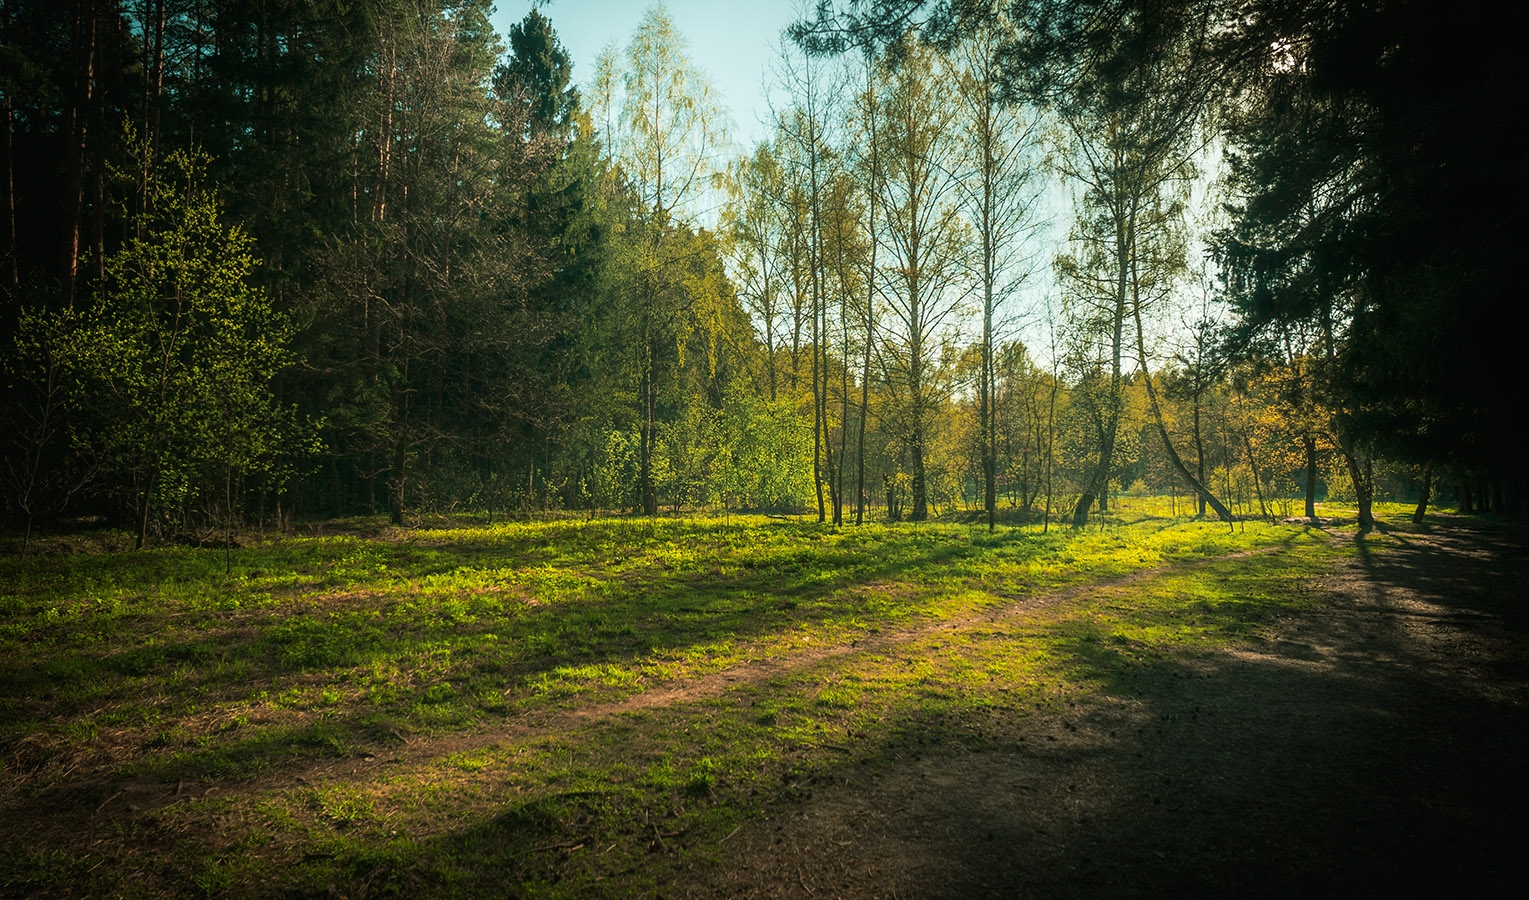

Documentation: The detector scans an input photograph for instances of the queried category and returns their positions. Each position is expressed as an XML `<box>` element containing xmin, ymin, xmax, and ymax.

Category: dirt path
<box><xmin>24</xmin><ymin>545</ymin><xmax>1286</xmax><ymax>836</ymax></box>
<box><xmin>690</xmin><ymin>519</ymin><xmax>1529</xmax><ymax>899</ymax></box>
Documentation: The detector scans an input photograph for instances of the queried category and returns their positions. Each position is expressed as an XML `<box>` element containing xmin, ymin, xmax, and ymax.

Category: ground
<box><xmin>691</xmin><ymin>520</ymin><xmax>1529</xmax><ymax>898</ymax></box>
<box><xmin>3</xmin><ymin>513</ymin><xmax>1526</xmax><ymax>898</ymax></box>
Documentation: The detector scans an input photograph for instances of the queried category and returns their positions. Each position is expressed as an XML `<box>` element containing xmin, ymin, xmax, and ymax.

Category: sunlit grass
<box><xmin>0</xmin><ymin>504</ymin><xmax>1351</xmax><ymax>898</ymax></box>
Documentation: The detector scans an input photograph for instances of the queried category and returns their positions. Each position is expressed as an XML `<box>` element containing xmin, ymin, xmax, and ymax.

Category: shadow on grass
<box><xmin>894</xmin><ymin>517</ymin><xmax>1529</xmax><ymax>899</ymax></box>
<box><xmin>2</xmin><ymin>517</ymin><xmax>1396</xmax><ymax>898</ymax></box>
<box><xmin>288</xmin><ymin>520</ymin><xmax>1529</xmax><ymax>900</ymax></box>
<box><xmin>0</xmin><ymin>519</ymin><xmax>1004</xmax><ymax>785</ymax></box>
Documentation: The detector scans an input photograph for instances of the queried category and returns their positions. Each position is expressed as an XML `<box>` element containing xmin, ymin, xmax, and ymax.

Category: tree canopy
<box><xmin>2</xmin><ymin>0</ymin><xmax>1515</xmax><ymax>541</ymax></box>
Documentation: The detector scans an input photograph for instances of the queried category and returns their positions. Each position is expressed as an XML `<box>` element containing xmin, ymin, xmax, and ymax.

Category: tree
<box><xmin>496</xmin><ymin>8</ymin><xmax>579</xmax><ymax>138</ymax></box>
<box><xmin>60</xmin><ymin>142</ymin><xmax>304</xmax><ymax>547</ymax></box>
<box><xmin>724</xmin><ymin>142</ymin><xmax>789</xmax><ymax>402</ymax></box>
<box><xmin>3</xmin><ymin>305</ymin><xmax>100</xmax><ymax>551</ymax></box>
<box><xmin>773</xmin><ymin>32</ymin><xmax>850</xmax><ymax>524</ymax></box>
<box><xmin>1050</xmin><ymin>4</ymin><xmax>1230</xmax><ymax>526</ymax></box>
<box><xmin>1160</xmin><ymin>274</ymin><xmax>1228</xmax><ymax>517</ymax></box>
<box><xmin>847</xmin><ymin>45</ymin><xmax>883</xmax><ymax>526</ymax></box>
<box><xmin>607</xmin><ymin>3</ymin><xmax>729</xmax><ymax>515</ymax></box>
<box><xmin>869</xmin><ymin>33</ymin><xmax>971</xmax><ymax>521</ymax></box>
<box><xmin>950</xmin><ymin>9</ymin><xmax>1043</xmax><ymax>530</ymax></box>
<box><xmin>819</xmin><ymin>167</ymin><xmax>869</xmax><ymax>525</ymax></box>
<box><xmin>312</xmin><ymin>0</ymin><xmax>568</xmax><ymax>524</ymax></box>
<box><xmin>616</xmin><ymin>5</ymin><xmax>727</xmax><ymax>222</ymax></box>
<box><xmin>484</xmin><ymin>8</ymin><xmax>612</xmax><ymax>516</ymax></box>
<box><xmin>1235</xmin><ymin>351</ymin><xmax>1335</xmax><ymax>524</ymax></box>
<box><xmin>1215</xmin><ymin>0</ymin><xmax>1529</xmax><ymax>525</ymax></box>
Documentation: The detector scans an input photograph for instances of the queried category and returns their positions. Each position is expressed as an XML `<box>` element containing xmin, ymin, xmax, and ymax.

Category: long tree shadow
<box><xmin>223</xmin><ymin>527</ymin><xmax>1375</xmax><ymax>898</ymax></box>
<box><xmin>825</xmin><ymin>519</ymin><xmax>1529</xmax><ymax>899</ymax></box>
<box><xmin>0</xmin><ymin>520</ymin><xmax>1009</xmax><ymax>792</ymax></box>
<box><xmin>1</xmin><ymin>517</ymin><xmax>1353</xmax><ymax>897</ymax></box>
<box><xmin>363</xmin><ymin>518</ymin><xmax>1521</xmax><ymax>900</ymax></box>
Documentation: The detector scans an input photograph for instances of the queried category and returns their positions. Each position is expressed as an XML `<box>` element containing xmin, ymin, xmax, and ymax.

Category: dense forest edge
<box><xmin>3</xmin><ymin>0</ymin><xmax>1522</xmax><ymax>550</ymax></box>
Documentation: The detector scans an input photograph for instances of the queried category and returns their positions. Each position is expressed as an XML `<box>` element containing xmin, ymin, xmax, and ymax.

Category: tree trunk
<box><xmin>1072</xmin><ymin>381</ymin><xmax>1120</xmax><ymax>527</ymax></box>
<box><xmin>856</xmin><ymin>318</ymin><xmax>871</xmax><ymax>525</ymax></box>
<box><xmin>1073</xmin><ymin>426</ymin><xmax>1115</xmax><ymax>527</ymax></box>
<box><xmin>1074</xmin><ymin>213</ymin><xmax>1130</xmax><ymax>527</ymax></box>
<box><xmin>811</xmin><ymin>293</ymin><xmax>825</xmax><ymax>522</ymax></box>
<box><xmin>910</xmin><ymin>436</ymin><xmax>928</xmax><ymax>521</ymax></box>
<box><xmin>855</xmin><ymin>55</ymin><xmax>878</xmax><ymax>527</ymax></box>
<box><xmin>1193</xmin><ymin>401</ymin><xmax>1207</xmax><ymax>517</ymax></box>
<box><xmin>63</xmin><ymin>2</ymin><xmax>99</xmax><ymax>309</ymax></box>
<box><xmin>135</xmin><ymin>472</ymin><xmax>151</xmax><ymax>550</ymax></box>
<box><xmin>640</xmin><ymin>371</ymin><xmax>657</xmax><ymax>516</ymax></box>
<box><xmin>834</xmin><ymin>349</ymin><xmax>848</xmax><ymax>527</ymax></box>
<box><xmin>1412</xmin><ymin>462</ymin><xmax>1432</xmax><ymax>525</ymax></box>
<box><xmin>982</xmin><ymin>286</ymin><xmax>995</xmax><ymax>532</ymax></box>
<box><xmin>1243</xmin><ymin>431</ymin><xmax>1269</xmax><ymax>521</ymax></box>
<box><xmin>1304</xmin><ymin>434</ymin><xmax>1318</xmax><ymax>524</ymax></box>
<box><xmin>390</xmin><ymin>405</ymin><xmax>407</xmax><ymax>526</ymax></box>
<box><xmin>1132</xmin><ymin>301</ymin><xmax>1232</xmax><ymax>523</ymax></box>
<box><xmin>831</xmin><ymin>233</ymin><xmax>849</xmax><ymax>527</ymax></box>
<box><xmin>1043</xmin><ymin>365</ymin><xmax>1058</xmax><ymax>533</ymax></box>
<box><xmin>145</xmin><ymin>0</ymin><xmax>165</xmax><ymax>158</ymax></box>
<box><xmin>1141</xmin><ymin>367</ymin><xmax>1234</xmax><ymax>523</ymax></box>
<box><xmin>1339</xmin><ymin>443</ymin><xmax>1375</xmax><ymax>532</ymax></box>
<box><xmin>2</xmin><ymin>95</ymin><xmax>16</xmax><ymax>287</ymax></box>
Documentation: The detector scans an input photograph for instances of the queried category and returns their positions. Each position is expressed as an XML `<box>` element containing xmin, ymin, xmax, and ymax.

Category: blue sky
<box><xmin>489</xmin><ymin>1</ymin><xmax>806</xmax><ymax>148</ymax></box>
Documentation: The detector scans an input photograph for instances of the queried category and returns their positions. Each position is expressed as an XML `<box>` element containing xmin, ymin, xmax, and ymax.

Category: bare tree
<box><xmin>951</xmin><ymin>10</ymin><xmax>1045</xmax><ymax>531</ymax></box>
<box><xmin>871</xmin><ymin>33</ymin><xmax>971</xmax><ymax>521</ymax></box>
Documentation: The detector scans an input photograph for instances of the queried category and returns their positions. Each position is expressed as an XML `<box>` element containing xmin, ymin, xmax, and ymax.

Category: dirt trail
<box><xmin>12</xmin><ymin>522</ymin><xmax>1526</xmax><ymax>899</ymax></box>
<box><xmin>404</xmin><ymin>546</ymin><xmax>1287</xmax><ymax>758</ymax></box>
<box><xmin>20</xmin><ymin>543</ymin><xmax>1285</xmax><ymax>835</ymax></box>
<box><xmin>691</xmin><ymin>519</ymin><xmax>1529</xmax><ymax>899</ymax></box>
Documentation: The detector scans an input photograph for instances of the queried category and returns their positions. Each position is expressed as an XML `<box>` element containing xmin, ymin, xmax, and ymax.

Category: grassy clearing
<box><xmin>0</xmin><ymin>499</ymin><xmax>1369</xmax><ymax>898</ymax></box>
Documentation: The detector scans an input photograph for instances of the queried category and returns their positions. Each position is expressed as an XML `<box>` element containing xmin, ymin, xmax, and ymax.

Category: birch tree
<box><xmin>871</xmin><ymin>34</ymin><xmax>971</xmax><ymax>521</ymax></box>
<box><xmin>608</xmin><ymin>4</ymin><xmax>728</xmax><ymax>515</ymax></box>
<box><xmin>951</xmin><ymin>10</ymin><xmax>1044</xmax><ymax>531</ymax></box>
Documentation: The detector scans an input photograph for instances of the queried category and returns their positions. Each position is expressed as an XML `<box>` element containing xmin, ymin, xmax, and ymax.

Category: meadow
<box><xmin>0</xmin><ymin>500</ymin><xmax>1365</xmax><ymax>898</ymax></box>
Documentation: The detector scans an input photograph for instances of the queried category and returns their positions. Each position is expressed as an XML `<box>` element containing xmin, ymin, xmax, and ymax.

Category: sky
<box><xmin>489</xmin><ymin>1</ymin><xmax>808</xmax><ymax>149</ymax></box>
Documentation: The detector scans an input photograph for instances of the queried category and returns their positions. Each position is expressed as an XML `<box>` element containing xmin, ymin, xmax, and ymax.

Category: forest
<box><xmin>3</xmin><ymin>0</ymin><xmax>1520</xmax><ymax>548</ymax></box>
<box><xmin>4</xmin><ymin>3</ymin><xmax>1527</xmax><ymax>898</ymax></box>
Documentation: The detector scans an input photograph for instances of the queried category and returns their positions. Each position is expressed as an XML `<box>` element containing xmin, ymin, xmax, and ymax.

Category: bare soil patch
<box><xmin>691</xmin><ymin>519</ymin><xmax>1529</xmax><ymax>899</ymax></box>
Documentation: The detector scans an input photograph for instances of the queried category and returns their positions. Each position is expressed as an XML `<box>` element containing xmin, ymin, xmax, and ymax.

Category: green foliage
<box><xmin>495</xmin><ymin>8</ymin><xmax>579</xmax><ymax>136</ymax></box>
<box><xmin>0</xmin><ymin>0</ymin><xmax>1476</xmax><ymax>535</ymax></box>
<box><xmin>21</xmin><ymin>137</ymin><xmax>313</xmax><ymax>543</ymax></box>
<box><xmin>580</xmin><ymin>429</ymin><xmax>641</xmax><ymax>512</ymax></box>
<box><xmin>713</xmin><ymin>391</ymin><xmax>816</xmax><ymax>511</ymax></box>
<box><xmin>1218</xmin><ymin>0</ymin><xmax>1524</xmax><ymax>497</ymax></box>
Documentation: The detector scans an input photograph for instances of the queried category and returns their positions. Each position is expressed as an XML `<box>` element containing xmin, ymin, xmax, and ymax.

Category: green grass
<box><xmin>0</xmin><ymin>499</ymin><xmax>1364</xmax><ymax>898</ymax></box>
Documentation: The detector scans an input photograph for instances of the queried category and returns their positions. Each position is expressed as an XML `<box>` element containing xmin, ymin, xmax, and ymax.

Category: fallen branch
<box><xmin>527</xmin><ymin>839</ymin><xmax>586</xmax><ymax>854</ymax></box>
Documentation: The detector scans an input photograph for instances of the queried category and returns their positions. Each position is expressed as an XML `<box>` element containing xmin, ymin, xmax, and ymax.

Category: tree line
<box><xmin>3</xmin><ymin>0</ymin><xmax>1519</xmax><ymax>548</ymax></box>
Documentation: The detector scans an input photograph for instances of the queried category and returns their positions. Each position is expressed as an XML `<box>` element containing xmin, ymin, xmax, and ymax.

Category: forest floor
<box><xmin>2</xmin><ymin>505</ymin><xmax>1526</xmax><ymax>898</ymax></box>
<box><xmin>689</xmin><ymin>516</ymin><xmax>1529</xmax><ymax>899</ymax></box>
